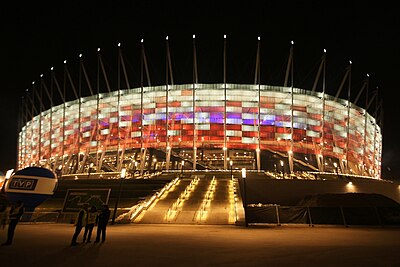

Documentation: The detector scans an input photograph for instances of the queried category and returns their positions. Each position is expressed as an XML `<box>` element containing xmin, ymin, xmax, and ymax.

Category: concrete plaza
<box><xmin>0</xmin><ymin>223</ymin><xmax>399</xmax><ymax>266</ymax></box>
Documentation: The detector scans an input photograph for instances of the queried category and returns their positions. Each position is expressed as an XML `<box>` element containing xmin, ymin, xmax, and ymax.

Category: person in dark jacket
<box><xmin>70</xmin><ymin>204</ymin><xmax>88</xmax><ymax>246</ymax></box>
<box><xmin>94</xmin><ymin>204</ymin><xmax>110</xmax><ymax>243</ymax></box>
<box><xmin>2</xmin><ymin>200</ymin><xmax>24</xmax><ymax>246</ymax></box>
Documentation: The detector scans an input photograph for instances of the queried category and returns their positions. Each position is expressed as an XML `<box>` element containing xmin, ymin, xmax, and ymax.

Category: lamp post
<box><xmin>280</xmin><ymin>160</ymin><xmax>284</xmax><ymax>178</ymax></box>
<box><xmin>241</xmin><ymin>168</ymin><xmax>248</xmax><ymax>227</ymax></box>
<box><xmin>334</xmin><ymin>162</ymin><xmax>340</xmax><ymax>179</ymax></box>
<box><xmin>230</xmin><ymin>160</ymin><xmax>233</xmax><ymax>179</ymax></box>
<box><xmin>153</xmin><ymin>158</ymin><xmax>157</xmax><ymax>171</ymax></box>
<box><xmin>111</xmin><ymin>168</ymin><xmax>126</xmax><ymax>225</ymax></box>
<box><xmin>181</xmin><ymin>160</ymin><xmax>185</xmax><ymax>178</ymax></box>
<box><xmin>134</xmin><ymin>161</ymin><xmax>138</xmax><ymax>177</ymax></box>
<box><xmin>56</xmin><ymin>165</ymin><xmax>63</xmax><ymax>179</ymax></box>
<box><xmin>88</xmin><ymin>163</ymin><xmax>94</xmax><ymax>179</ymax></box>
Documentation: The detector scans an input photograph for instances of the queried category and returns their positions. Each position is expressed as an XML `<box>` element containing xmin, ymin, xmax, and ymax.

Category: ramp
<box><xmin>134</xmin><ymin>174</ymin><xmax>243</xmax><ymax>225</ymax></box>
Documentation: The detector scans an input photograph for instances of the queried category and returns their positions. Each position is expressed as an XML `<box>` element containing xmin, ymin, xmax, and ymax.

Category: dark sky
<box><xmin>1</xmin><ymin>1</ymin><xmax>399</xmax><ymax>179</ymax></box>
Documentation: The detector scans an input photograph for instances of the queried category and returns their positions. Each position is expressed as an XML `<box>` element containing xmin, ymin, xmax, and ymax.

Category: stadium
<box><xmin>17</xmin><ymin>38</ymin><xmax>382</xmax><ymax>180</ymax></box>
<box><xmin>18</xmin><ymin>81</ymin><xmax>382</xmax><ymax>179</ymax></box>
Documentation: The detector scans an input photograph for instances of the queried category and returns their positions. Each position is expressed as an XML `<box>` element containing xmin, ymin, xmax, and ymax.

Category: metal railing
<box><xmin>246</xmin><ymin>204</ymin><xmax>400</xmax><ymax>227</ymax></box>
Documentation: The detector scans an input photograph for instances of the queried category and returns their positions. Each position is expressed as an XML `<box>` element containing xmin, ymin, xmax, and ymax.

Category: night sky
<box><xmin>1</xmin><ymin>1</ymin><xmax>399</xmax><ymax>179</ymax></box>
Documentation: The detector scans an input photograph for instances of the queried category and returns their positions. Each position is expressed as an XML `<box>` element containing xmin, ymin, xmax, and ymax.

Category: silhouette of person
<box><xmin>83</xmin><ymin>205</ymin><xmax>97</xmax><ymax>243</ymax></box>
<box><xmin>2</xmin><ymin>200</ymin><xmax>24</xmax><ymax>246</ymax></box>
<box><xmin>70</xmin><ymin>203</ymin><xmax>88</xmax><ymax>246</ymax></box>
<box><xmin>0</xmin><ymin>203</ymin><xmax>10</xmax><ymax>229</ymax></box>
<box><xmin>95</xmin><ymin>204</ymin><xmax>110</xmax><ymax>243</ymax></box>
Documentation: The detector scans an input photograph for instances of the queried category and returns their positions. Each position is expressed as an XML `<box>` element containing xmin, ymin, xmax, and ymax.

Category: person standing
<box><xmin>0</xmin><ymin>203</ymin><xmax>10</xmax><ymax>229</ymax></box>
<box><xmin>95</xmin><ymin>204</ymin><xmax>110</xmax><ymax>243</ymax></box>
<box><xmin>70</xmin><ymin>204</ymin><xmax>88</xmax><ymax>246</ymax></box>
<box><xmin>83</xmin><ymin>206</ymin><xmax>97</xmax><ymax>243</ymax></box>
<box><xmin>2</xmin><ymin>200</ymin><xmax>24</xmax><ymax>246</ymax></box>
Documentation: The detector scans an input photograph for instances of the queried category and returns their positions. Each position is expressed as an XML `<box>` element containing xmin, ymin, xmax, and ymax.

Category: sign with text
<box><xmin>9</xmin><ymin>178</ymin><xmax>38</xmax><ymax>191</ymax></box>
<box><xmin>62</xmin><ymin>188</ymin><xmax>111</xmax><ymax>212</ymax></box>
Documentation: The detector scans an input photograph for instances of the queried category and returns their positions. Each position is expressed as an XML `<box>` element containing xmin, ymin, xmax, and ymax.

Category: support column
<box><xmin>192</xmin><ymin>35</ymin><xmax>198</xmax><ymax>171</ymax></box>
<box><xmin>285</xmin><ymin>41</ymin><xmax>294</xmax><ymax>174</ymax></box>
<box><xmin>345</xmin><ymin>62</ymin><xmax>352</xmax><ymax>174</ymax></box>
<box><xmin>166</xmin><ymin>37</ymin><xmax>170</xmax><ymax>171</ymax></box>
<box><xmin>339</xmin><ymin>158</ymin><xmax>346</xmax><ymax>175</ymax></box>
<box><xmin>140</xmin><ymin>39</ymin><xmax>146</xmax><ymax>174</ymax></box>
<box><xmin>320</xmin><ymin>50</ymin><xmax>327</xmax><ymax>173</ymax></box>
<box><xmin>317</xmin><ymin>154</ymin><xmax>324</xmax><ymax>173</ymax></box>
<box><xmin>140</xmin><ymin>147</ymin><xmax>147</xmax><ymax>176</ymax></box>
<box><xmin>288</xmin><ymin>150</ymin><xmax>294</xmax><ymax>175</ymax></box>
<box><xmin>99</xmin><ymin>150</ymin><xmax>106</xmax><ymax>171</ymax></box>
<box><xmin>223</xmin><ymin>34</ymin><xmax>227</xmax><ymax>170</ymax></box>
<box><xmin>166</xmin><ymin>146</ymin><xmax>171</xmax><ymax>171</ymax></box>
<box><xmin>255</xmin><ymin>37</ymin><xmax>261</xmax><ymax>172</ymax></box>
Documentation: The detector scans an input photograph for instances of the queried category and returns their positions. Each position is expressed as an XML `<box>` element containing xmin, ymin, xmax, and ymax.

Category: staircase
<box><xmin>133</xmin><ymin>174</ymin><xmax>243</xmax><ymax>225</ymax></box>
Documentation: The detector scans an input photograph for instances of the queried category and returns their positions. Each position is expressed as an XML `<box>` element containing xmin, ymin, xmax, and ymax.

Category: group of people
<box><xmin>1</xmin><ymin>200</ymin><xmax>111</xmax><ymax>246</ymax></box>
<box><xmin>1</xmin><ymin>200</ymin><xmax>25</xmax><ymax>246</ymax></box>
<box><xmin>71</xmin><ymin>203</ymin><xmax>110</xmax><ymax>246</ymax></box>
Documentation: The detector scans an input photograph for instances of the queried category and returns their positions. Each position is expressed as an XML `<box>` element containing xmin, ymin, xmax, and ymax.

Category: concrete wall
<box><xmin>241</xmin><ymin>178</ymin><xmax>400</xmax><ymax>206</ymax></box>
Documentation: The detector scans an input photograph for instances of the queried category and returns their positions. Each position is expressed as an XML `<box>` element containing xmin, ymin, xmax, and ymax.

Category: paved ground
<box><xmin>0</xmin><ymin>223</ymin><xmax>399</xmax><ymax>267</ymax></box>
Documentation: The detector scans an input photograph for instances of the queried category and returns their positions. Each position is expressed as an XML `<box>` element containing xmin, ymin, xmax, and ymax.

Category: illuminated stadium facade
<box><xmin>17</xmin><ymin>38</ymin><xmax>382</xmax><ymax>179</ymax></box>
